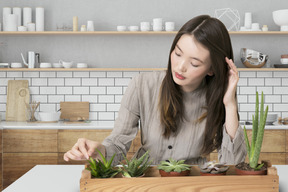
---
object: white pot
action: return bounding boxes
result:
[37,112,61,122]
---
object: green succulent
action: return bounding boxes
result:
[157,158,191,173]
[243,91,268,170]
[121,151,152,177]
[86,149,120,178]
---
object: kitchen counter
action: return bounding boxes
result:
[0,121,114,129]
[2,165,287,192]
[1,121,288,129]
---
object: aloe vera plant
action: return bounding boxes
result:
[86,149,120,178]
[157,158,190,173]
[121,151,152,177]
[243,91,268,170]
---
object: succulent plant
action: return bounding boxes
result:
[199,160,229,174]
[121,151,152,177]
[86,149,120,178]
[243,91,268,170]
[157,158,190,173]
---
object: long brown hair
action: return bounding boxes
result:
[158,15,234,155]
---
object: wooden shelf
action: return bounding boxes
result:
[1,31,288,35]
[0,31,176,35]
[0,68,166,71]
[0,68,287,71]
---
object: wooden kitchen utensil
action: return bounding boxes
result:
[6,80,30,121]
[60,102,89,121]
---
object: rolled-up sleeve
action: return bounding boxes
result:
[218,123,247,165]
[102,75,140,165]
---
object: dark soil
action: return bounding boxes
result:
[235,162,267,171]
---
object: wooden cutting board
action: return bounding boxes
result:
[6,80,30,121]
[60,102,89,121]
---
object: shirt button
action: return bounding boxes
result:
[168,145,172,149]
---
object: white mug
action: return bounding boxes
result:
[251,23,260,31]
[18,26,27,31]
[140,22,150,31]
[27,22,36,31]
[87,20,94,31]
[153,25,163,31]
[129,26,139,31]
[165,22,175,31]
[152,18,163,31]
[117,25,126,31]
[81,25,86,32]
[153,18,163,25]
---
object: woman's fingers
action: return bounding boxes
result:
[63,138,91,161]
[225,57,238,74]
[64,150,82,161]
[77,138,90,159]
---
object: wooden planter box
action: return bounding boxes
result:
[80,165,279,192]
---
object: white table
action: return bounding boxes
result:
[3,165,287,192]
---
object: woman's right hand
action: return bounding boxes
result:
[63,138,106,161]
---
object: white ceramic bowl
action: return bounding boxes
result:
[280,58,288,64]
[77,63,88,68]
[117,26,127,31]
[11,62,22,68]
[53,63,63,68]
[273,9,288,31]
[40,62,52,68]
[266,114,278,124]
[37,112,61,122]
[62,62,73,68]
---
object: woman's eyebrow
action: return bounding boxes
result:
[176,44,204,63]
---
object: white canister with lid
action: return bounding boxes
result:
[36,7,44,31]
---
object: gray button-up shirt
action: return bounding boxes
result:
[103,71,246,165]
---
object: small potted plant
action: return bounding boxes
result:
[157,158,191,177]
[235,91,268,175]
[86,149,120,178]
[120,151,152,178]
[199,160,229,176]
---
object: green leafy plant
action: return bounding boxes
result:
[199,160,229,174]
[121,151,152,177]
[243,91,268,170]
[157,158,190,173]
[86,149,120,178]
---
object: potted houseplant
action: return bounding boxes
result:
[235,91,268,175]
[199,160,229,176]
[86,149,120,178]
[120,151,152,178]
[157,158,191,177]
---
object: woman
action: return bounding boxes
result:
[64,15,246,165]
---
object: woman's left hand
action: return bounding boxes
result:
[223,57,239,107]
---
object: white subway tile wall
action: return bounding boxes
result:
[0,71,287,121]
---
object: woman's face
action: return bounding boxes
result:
[171,34,213,92]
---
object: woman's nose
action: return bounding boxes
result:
[178,59,187,72]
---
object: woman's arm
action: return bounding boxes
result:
[217,57,247,164]
[223,57,239,140]
[64,74,141,164]
[225,103,239,140]
[102,75,141,165]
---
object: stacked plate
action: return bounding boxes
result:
[266,114,278,125]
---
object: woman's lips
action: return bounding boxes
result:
[175,72,185,80]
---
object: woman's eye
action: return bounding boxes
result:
[175,52,181,57]
[191,63,199,67]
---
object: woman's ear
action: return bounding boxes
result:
[207,70,214,76]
